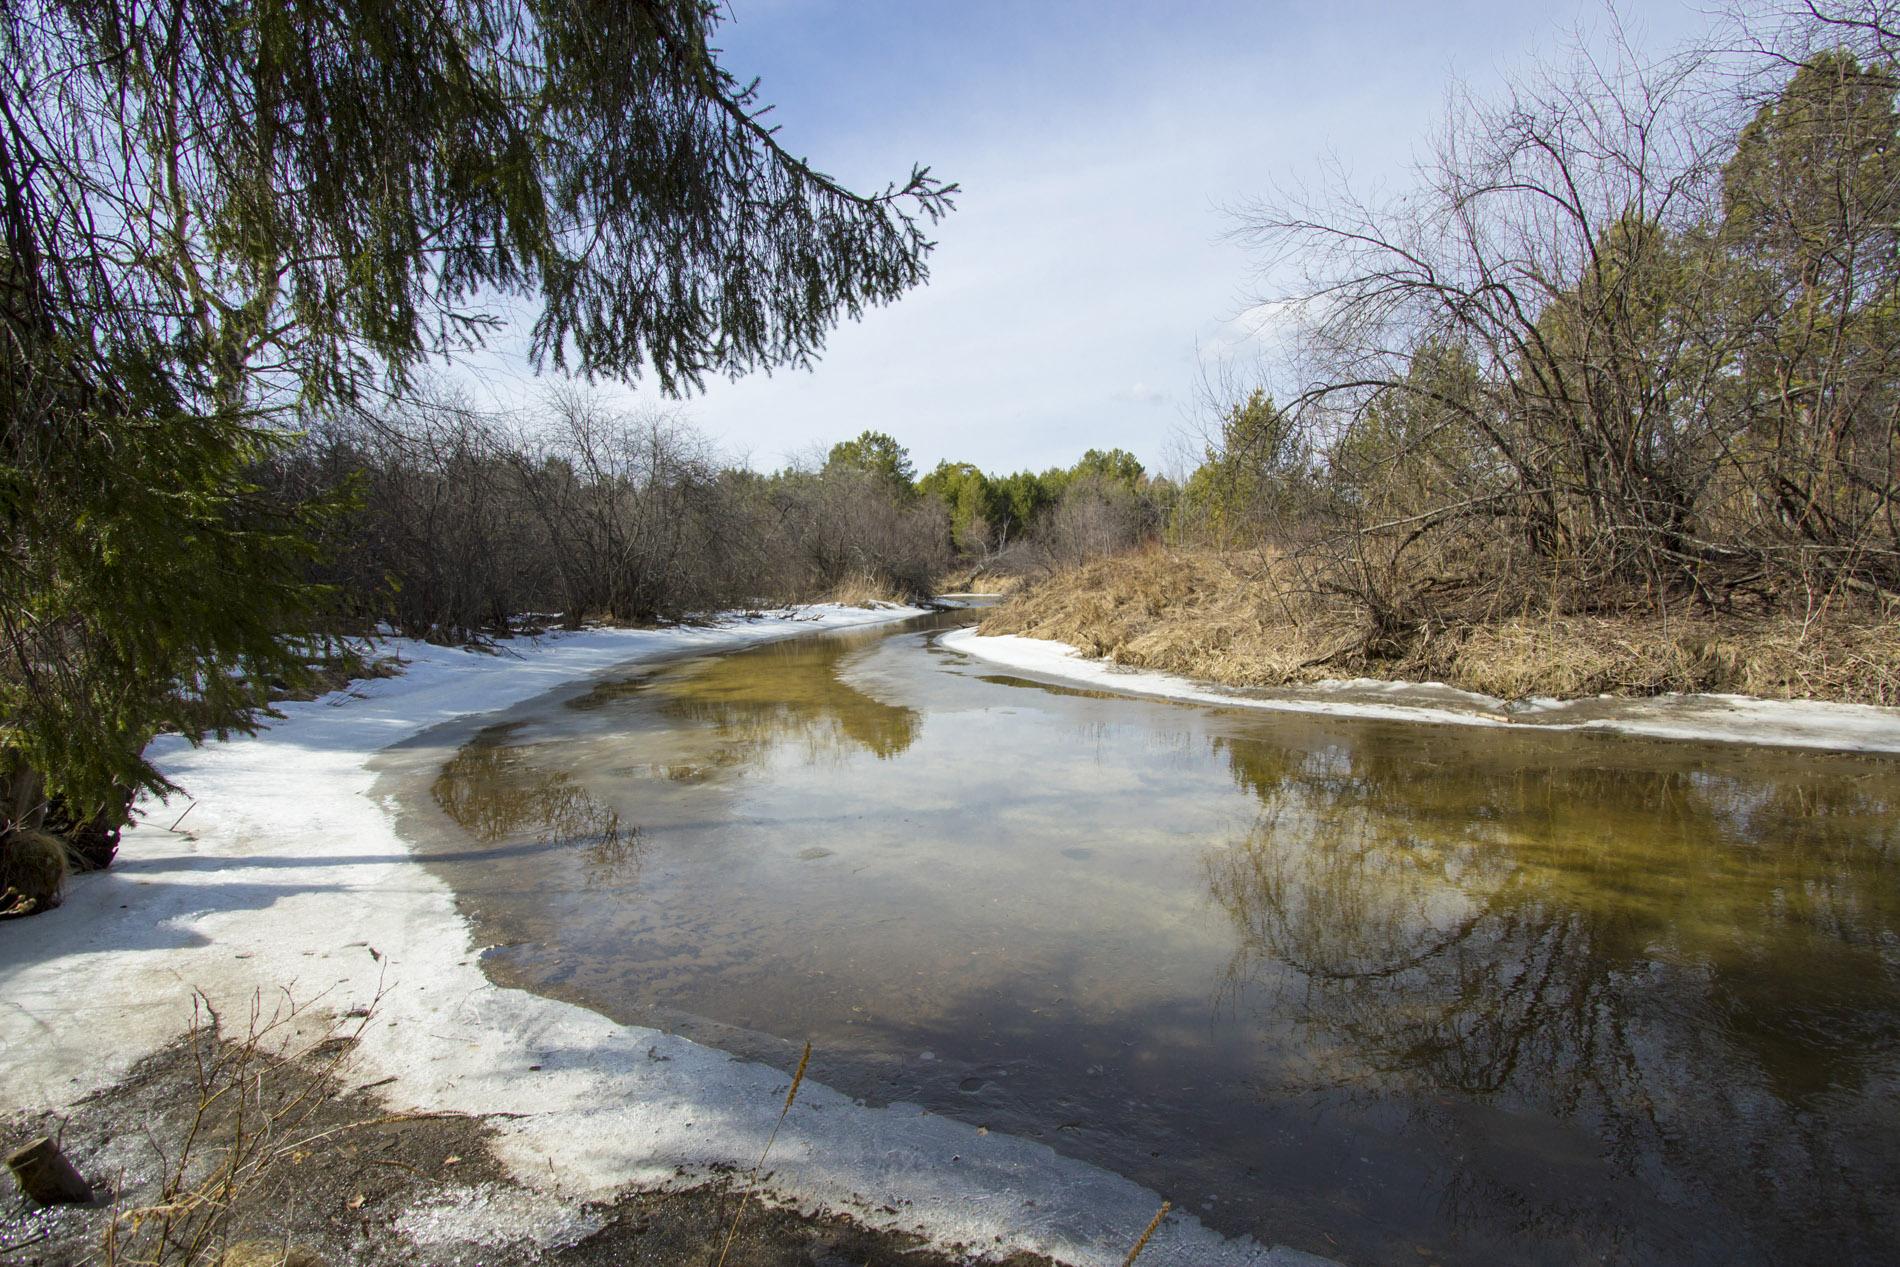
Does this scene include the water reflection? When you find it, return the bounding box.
[565,671,659,711]
[432,723,639,879]
[577,627,921,764]
[1208,731,1900,1258]
[400,613,1900,1265]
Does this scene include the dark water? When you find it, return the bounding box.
[387,609,1900,1265]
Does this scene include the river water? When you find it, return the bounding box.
[380,607,1900,1264]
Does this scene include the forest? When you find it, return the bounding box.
[267,396,1168,637]
[4,0,1899,912]
[990,5,1900,708]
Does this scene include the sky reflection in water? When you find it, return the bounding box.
[412,611,1900,1265]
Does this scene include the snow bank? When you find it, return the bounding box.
[944,628,1900,753]
[0,606,1325,1267]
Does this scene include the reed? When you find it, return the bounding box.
[712,1040,812,1267]
[1119,1199,1172,1266]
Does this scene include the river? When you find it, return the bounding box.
[375,606,1900,1265]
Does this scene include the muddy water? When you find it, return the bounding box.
[382,609,1900,1265]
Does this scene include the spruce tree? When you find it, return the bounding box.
[0,0,953,907]
[825,431,918,491]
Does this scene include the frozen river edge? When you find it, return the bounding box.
[943,628,1900,753]
[0,606,1329,1267]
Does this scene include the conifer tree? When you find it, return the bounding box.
[1721,50,1900,580]
[825,431,918,492]
[0,0,953,903]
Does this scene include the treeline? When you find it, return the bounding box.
[257,396,1177,641]
[1161,6,1900,646]
[913,446,1173,574]
[264,395,944,639]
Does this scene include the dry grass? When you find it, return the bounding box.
[825,572,913,609]
[98,988,385,1267]
[6,1016,1068,1267]
[982,544,1900,705]
[979,546,1360,686]
[1413,614,1900,703]
[931,562,1026,597]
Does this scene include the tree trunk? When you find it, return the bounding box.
[5,1137,92,1205]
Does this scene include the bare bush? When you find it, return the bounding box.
[266,390,950,639]
[763,467,951,600]
[100,990,376,1267]
[1207,7,1900,650]
[1034,476,1152,570]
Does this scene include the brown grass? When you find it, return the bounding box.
[981,544,1900,705]
[931,562,1025,597]
[826,573,912,608]
[99,988,386,1267]
[979,546,1359,685]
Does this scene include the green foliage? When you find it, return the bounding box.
[1719,50,1900,553]
[1179,390,1303,544]
[1331,342,1490,518]
[992,470,1058,536]
[1069,448,1147,490]
[1723,51,1900,289]
[0,338,333,813]
[0,0,953,829]
[1519,213,1749,558]
[2,0,955,405]
[916,461,1001,551]
[912,449,1163,559]
[826,431,917,491]
[1226,21,1900,616]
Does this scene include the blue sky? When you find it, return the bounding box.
[455,1,1710,477]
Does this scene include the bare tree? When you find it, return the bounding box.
[1217,7,1899,645]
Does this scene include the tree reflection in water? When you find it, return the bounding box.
[640,626,922,763]
[407,611,1900,1262]
[432,722,640,882]
[1205,730,1900,1258]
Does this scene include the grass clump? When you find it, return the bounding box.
[980,546,1359,685]
[983,545,1900,705]
[932,561,1025,597]
[826,573,912,608]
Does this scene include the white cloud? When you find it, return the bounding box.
[1113,382,1169,406]
[1200,298,1309,362]
[431,0,1709,477]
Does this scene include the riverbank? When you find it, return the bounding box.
[973,547,1900,742]
[0,605,1321,1267]
[3,1019,1062,1267]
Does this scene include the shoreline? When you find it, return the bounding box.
[0,604,1322,1267]
[943,628,1900,753]
[976,548,1900,718]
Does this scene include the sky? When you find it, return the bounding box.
[450,0,1713,478]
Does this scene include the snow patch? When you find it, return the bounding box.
[396,1182,604,1251]
[0,604,1325,1267]
[944,628,1900,753]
